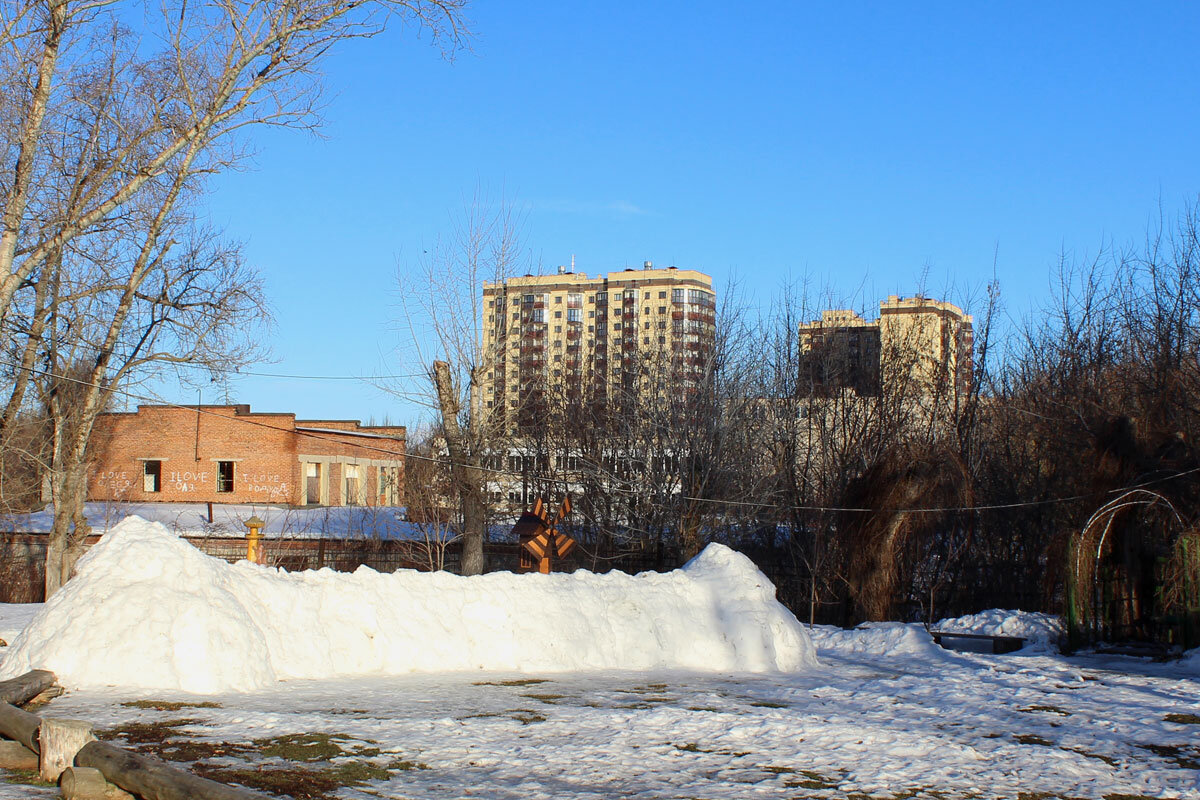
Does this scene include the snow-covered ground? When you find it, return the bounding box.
[1,519,1198,799]
[0,604,38,645]
[2,621,1196,799]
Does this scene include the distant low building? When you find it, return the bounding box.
[83,404,405,507]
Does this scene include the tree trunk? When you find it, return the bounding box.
[432,360,486,575]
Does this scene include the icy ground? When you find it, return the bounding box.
[2,617,1198,799]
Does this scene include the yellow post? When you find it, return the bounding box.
[243,515,265,564]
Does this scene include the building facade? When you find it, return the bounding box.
[481,263,717,429]
[798,295,973,397]
[85,405,405,507]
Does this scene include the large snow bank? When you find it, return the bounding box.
[0,518,816,693]
[935,609,1064,653]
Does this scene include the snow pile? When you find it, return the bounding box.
[807,621,951,661]
[935,609,1064,653]
[0,517,816,693]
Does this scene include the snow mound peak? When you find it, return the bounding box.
[0,517,816,693]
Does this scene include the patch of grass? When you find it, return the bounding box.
[749,700,789,709]
[473,678,549,687]
[520,693,569,703]
[761,765,795,774]
[1061,746,1119,767]
[197,759,412,800]
[121,700,222,711]
[510,711,546,725]
[0,767,54,787]
[1021,704,1070,716]
[255,732,357,763]
[99,718,206,745]
[1013,734,1054,746]
[1137,743,1200,769]
[674,742,714,753]
[1164,712,1200,724]
[686,706,721,713]
[623,683,670,694]
[1103,795,1158,800]
[777,769,839,791]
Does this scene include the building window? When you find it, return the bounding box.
[613,322,621,331]
[658,306,665,314]
[216,461,235,493]
[344,464,363,505]
[305,462,322,505]
[659,291,666,299]
[567,308,580,322]
[143,460,161,493]
[554,310,562,318]
[672,288,684,303]
[380,466,402,506]
[554,295,562,303]
[532,309,545,322]
[644,291,650,299]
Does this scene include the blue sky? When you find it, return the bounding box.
[163,2,1200,426]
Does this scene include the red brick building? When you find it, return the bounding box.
[86,405,405,507]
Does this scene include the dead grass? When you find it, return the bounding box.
[1164,712,1200,724]
[473,678,549,687]
[0,767,54,788]
[121,700,223,711]
[1137,743,1200,769]
[1021,705,1070,716]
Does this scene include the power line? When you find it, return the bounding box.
[5,359,1199,516]
[164,362,428,381]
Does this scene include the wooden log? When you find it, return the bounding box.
[39,717,95,781]
[0,701,41,753]
[61,766,136,800]
[0,739,38,770]
[0,669,57,706]
[75,740,274,800]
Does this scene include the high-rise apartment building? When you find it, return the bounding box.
[798,295,973,397]
[481,263,716,429]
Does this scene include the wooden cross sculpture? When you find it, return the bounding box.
[516,496,575,574]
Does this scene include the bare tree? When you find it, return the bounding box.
[0,0,470,595]
[392,191,527,574]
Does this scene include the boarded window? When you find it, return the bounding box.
[216,461,234,493]
[305,462,322,505]
[143,460,161,493]
[344,464,363,505]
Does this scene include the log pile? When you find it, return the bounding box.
[0,672,273,800]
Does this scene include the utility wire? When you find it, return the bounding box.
[5,359,1199,515]
[164,362,428,381]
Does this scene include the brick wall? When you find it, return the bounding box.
[86,405,405,507]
